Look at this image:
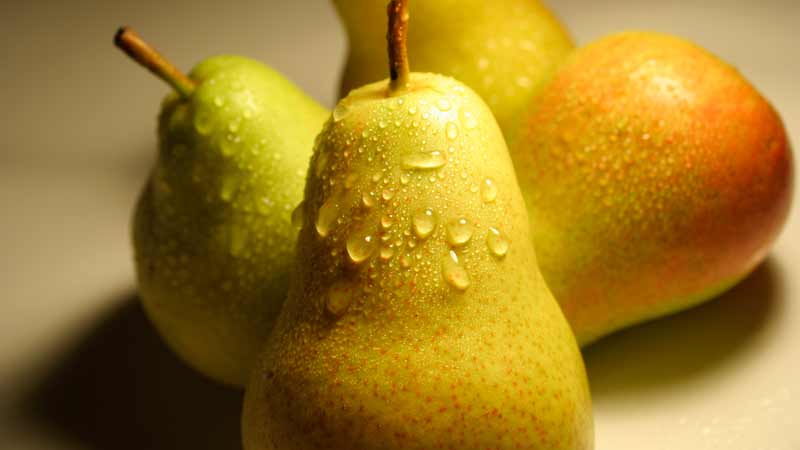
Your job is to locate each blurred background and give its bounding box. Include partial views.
[0,0,797,448]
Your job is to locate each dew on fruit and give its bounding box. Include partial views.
[413,208,437,239]
[315,197,338,237]
[400,252,413,268]
[437,99,452,111]
[361,191,376,208]
[400,172,411,184]
[326,281,352,317]
[381,215,393,229]
[213,96,224,107]
[409,105,418,115]
[291,201,305,228]
[442,250,469,290]
[480,178,497,202]
[333,102,351,122]
[193,110,213,135]
[463,112,478,129]
[346,232,376,264]
[381,189,394,200]
[446,218,473,246]
[380,246,395,260]
[402,151,446,170]
[446,122,459,140]
[486,227,509,258]
[315,151,328,177]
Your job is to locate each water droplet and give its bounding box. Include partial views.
[446,122,459,140]
[378,120,387,129]
[361,191,375,208]
[228,120,240,133]
[486,227,509,258]
[380,246,395,260]
[480,178,497,202]
[326,281,352,316]
[516,76,532,88]
[400,172,411,185]
[408,105,418,115]
[333,102,351,121]
[291,201,305,228]
[381,189,394,200]
[442,250,469,290]
[446,218,473,246]
[402,151,446,170]
[381,215,393,229]
[193,109,213,135]
[346,232,376,264]
[315,198,338,237]
[400,253,413,268]
[412,208,437,239]
[436,99,452,111]
[463,112,478,129]
[213,96,224,107]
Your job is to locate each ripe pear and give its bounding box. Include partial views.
[513,31,793,345]
[116,28,328,386]
[243,3,593,448]
[333,0,574,143]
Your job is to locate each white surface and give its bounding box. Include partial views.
[0,0,797,448]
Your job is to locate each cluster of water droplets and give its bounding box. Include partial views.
[303,85,515,317]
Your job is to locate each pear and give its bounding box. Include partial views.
[116,28,328,386]
[512,31,793,345]
[333,0,574,144]
[242,3,593,449]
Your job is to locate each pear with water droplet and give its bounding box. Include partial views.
[116,28,328,386]
[242,3,593,448]
[333,0,573,144]
[512,31,793,345]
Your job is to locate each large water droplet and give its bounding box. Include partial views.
[486,227,509,258]
[480,178,498,202]
[402,151,446,170]
[446,218,473,246]
[412,208,437,239]
[380,246,395,260]
[315,197,338,237]
[446,122,459,140]
[332,102,351,122]
[346,232,376,264]
[380,215,393,229]
[442,250,469,290]
[291,201,305,228]
[326,281,352,317]
[361,191,375,208]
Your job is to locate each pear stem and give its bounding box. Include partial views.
[114,26,196,98]
[387,0,410,94]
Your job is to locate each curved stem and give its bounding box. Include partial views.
[114,26,195,98]
[387,0,410,94]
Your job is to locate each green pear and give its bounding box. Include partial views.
[333,0,574,144]
[242,3,593,448]
[116,28,328,386]
[512,31,793,345]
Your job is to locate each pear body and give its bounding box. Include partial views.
[513,32,793,345]
[132,56,328,386]
[334,0,573,143]
[243,73,593,450]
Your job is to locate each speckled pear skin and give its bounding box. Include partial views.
[132,55,328,386]
[513,32,793,346]
[242,73,593,450]
[334,0,574,144]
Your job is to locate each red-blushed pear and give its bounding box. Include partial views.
[242,2,593,449]
[116,28,328,386]
[513,31,793,345]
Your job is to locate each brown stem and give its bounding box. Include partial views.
[387,0,410,94]
[114,26,195,98]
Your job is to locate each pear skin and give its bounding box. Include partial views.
[513,31,793,345]
[243,73,593,450]
[334,0,574,143]
[132,55,328,386]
